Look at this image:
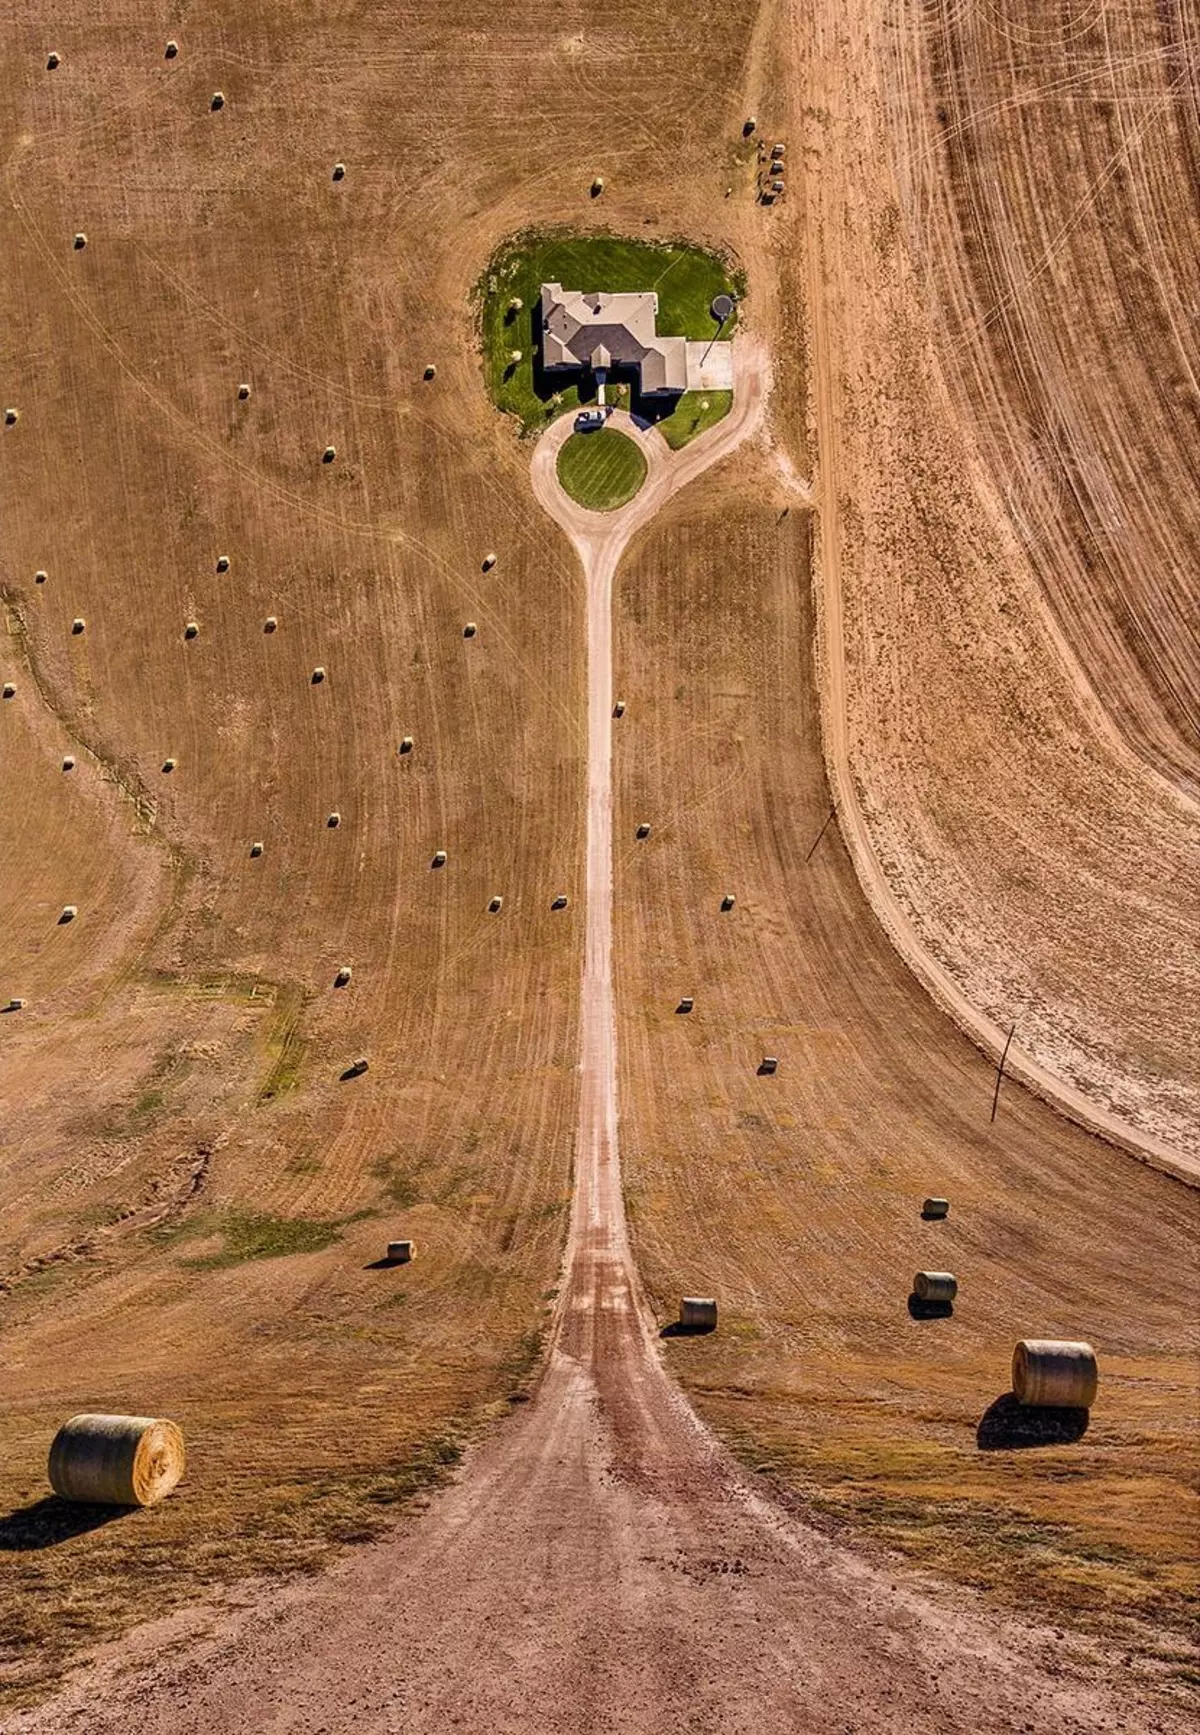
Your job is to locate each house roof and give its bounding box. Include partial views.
[540,282,688,394]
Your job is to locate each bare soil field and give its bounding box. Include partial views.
[1,0,1197,1720]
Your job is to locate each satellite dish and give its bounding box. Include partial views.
[712,293,735,322]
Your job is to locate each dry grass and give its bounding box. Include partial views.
[613,481,1200,1686]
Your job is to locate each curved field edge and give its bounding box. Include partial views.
[796,0,1200,1179]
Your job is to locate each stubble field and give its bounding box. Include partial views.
[1,0,1196,1714]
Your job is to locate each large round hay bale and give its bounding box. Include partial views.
[1012,1340,1098,1409]
[921,1196,950,1220]
[679,1297,717,1331]
[913,1270,957,1303]
[48,1414,185,1507]
[386,1240,414,1264]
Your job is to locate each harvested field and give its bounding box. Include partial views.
[614,482,1200,1671]
[795,0,1200,1169]
[1,0,1198,1724]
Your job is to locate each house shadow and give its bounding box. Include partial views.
[0,1495,131,1551]
[976,1392,1090,1451]
[659,1320,715,1339]
[907,1293,953,1320]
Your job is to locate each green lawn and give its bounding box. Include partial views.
[478,231,741,434]
[655,390,733,450]
[556,429,647,512]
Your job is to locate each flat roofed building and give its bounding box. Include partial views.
[540,282,688,395]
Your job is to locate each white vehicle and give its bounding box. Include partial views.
[574,408,605,431]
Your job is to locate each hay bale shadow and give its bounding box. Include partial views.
[977,1391,1090,1451]
[907,1293,953,1320]
[660,1321,715,1338]
[0,1495,130,1550]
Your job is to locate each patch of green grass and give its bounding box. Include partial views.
[477,229,741,433]
[556,429,647,511]
[656,389,733,449]
[258,987,307,1102]
[177,1209,349,1270]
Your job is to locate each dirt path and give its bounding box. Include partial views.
[13,338,1188,1735]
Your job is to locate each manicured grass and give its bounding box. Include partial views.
[655,390,733,450]
[556,429,647,512]
[478,231,741,433]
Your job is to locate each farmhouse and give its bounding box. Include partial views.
[540,281,689,395]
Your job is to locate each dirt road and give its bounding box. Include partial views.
[15,343,1187,1735]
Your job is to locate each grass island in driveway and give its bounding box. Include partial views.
[555,427,648,511]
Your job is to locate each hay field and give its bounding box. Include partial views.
[795,0,1200,1167]
[0,0,766,1699]
[614,0,1199,1687]
[2,0,1197,1712]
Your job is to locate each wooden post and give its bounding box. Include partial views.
[805,803,837,863]
[990,1022,1016,1124]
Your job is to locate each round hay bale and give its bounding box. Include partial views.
[1012,1340,1098,1409]
[463,622,477,638]
[35,570,48,584]
[482,552,497,570]
[334,965,352,986]
[398,735,413,754]
[743,115,757,135]
[59,905,77,922]
[4,408,19,426]
[7,998,25,1011]
[551,894,568,910]
[210,91,225,111]
[322,445,336,463]
[679,1297,717,1331]
[47,52,61,70]
[591,176,605,195]
[720,893,736,911]
[431,849,447,867]
[677,996,694,1013]
[913,1270,957,1303]
[165,41,178,59]
[488,895,503,913]
[508,349,522,365]
[263,615,277,633]
[613,699,626,717]
[62,755,75,771]
[2,682,14,699]
[423,364,436,380]
[921,1196,950,1220]
[71,618,85,635]
[48,1414,185,1507]
[73,233,87,250]
[332,162,346,181]
[237,382,251,400]
[327,811,341,828]
[161,757,176,773]
[635,823,651,840]
[184,620,199,639]
[386,1240,414,1264]
[311,665,325,683]
[758,1055,778,1074]
[249,840,263,857]
[215,555,229,573]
